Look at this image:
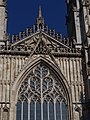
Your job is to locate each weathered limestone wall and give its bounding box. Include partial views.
[0,55,29,120]
[56,57,84,102]
[56,57,84,120]
[0,55,84,120]
[0,0,7,41]
[0,55,84,102]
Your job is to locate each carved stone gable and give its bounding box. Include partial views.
[11,31,71,55]
[35,40,48,54]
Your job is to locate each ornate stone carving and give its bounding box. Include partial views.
[18,64,66,102]
[85,0,90,7]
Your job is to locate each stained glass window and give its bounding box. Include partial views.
[62,102,67,120]
[43,101,48,120]
[16,64,67,120]
[56,102,60,120]
[30,101,34,120]
[36,101,41,120]
[23,101,28,120]
[16,101,21,120]
[49,102,54,120]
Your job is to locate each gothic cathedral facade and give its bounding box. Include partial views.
[0,0,90,120]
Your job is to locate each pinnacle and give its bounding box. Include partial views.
[38,6,42,18]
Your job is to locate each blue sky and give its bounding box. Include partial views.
[7,0,67,36]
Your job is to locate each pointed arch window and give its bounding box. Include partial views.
[16,64,67,120]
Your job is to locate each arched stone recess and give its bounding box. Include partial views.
[10,56,73,120]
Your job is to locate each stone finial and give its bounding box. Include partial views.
[38,6,42,18]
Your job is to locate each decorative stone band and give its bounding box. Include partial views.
[0,45,81,55]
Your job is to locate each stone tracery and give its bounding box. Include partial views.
[17,64,67,120]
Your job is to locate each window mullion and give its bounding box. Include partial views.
[47,102,49,120]
[54,100,56,120]
[41,101,43,120]
[21,102,23,120]
[28,101,30,120]
[60,102,62,120]
[35,102,36,120]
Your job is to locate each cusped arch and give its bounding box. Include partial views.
[12,56,73,120]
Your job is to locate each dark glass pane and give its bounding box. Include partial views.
[43,101,48,120]
[56,102,60,120]
[30,101,34,120]
[16,101,21,120]
[23,101,28,120]
[49,102,54,120]
[62,102,67,120]
[36,101,41,120]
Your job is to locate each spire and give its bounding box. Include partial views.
[38,6,42,18]
[36,6,45,31]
